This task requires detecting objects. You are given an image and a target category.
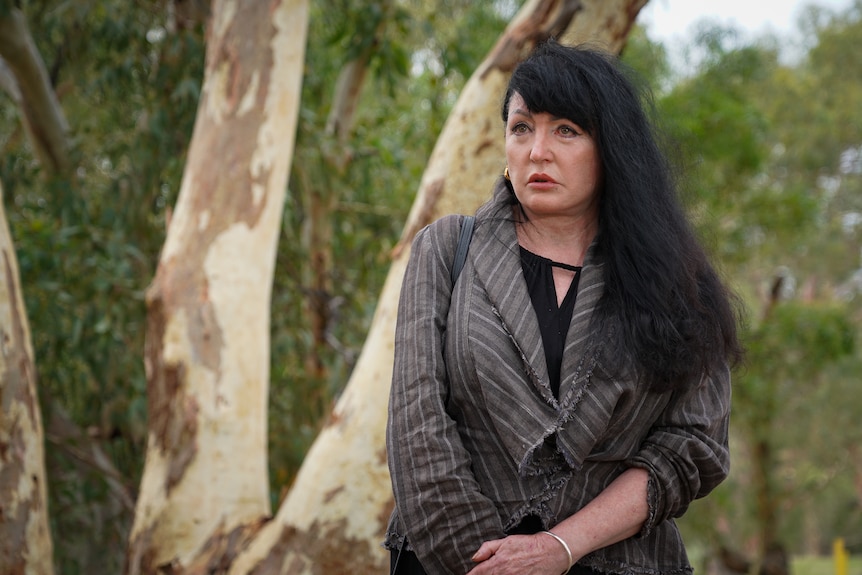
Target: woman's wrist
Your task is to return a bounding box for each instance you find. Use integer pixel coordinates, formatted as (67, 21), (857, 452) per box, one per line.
(540, 530), (574, 574)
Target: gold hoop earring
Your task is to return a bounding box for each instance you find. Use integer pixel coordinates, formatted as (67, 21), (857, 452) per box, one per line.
(504, 166), (510, 180)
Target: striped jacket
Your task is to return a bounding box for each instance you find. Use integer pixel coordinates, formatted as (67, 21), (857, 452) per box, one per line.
(386, 181), (731, 575)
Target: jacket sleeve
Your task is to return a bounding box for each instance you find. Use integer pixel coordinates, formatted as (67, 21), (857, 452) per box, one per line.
(387, 217), (505, 575)
(626, 364), (732, 535)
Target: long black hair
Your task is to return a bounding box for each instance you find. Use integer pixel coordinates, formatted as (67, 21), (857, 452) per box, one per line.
(502, 40), (743, 392)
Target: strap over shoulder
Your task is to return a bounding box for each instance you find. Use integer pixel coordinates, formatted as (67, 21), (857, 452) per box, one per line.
(451, 215), (475, 286)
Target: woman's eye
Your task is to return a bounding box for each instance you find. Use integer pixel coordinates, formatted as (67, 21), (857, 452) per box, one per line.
(511, 123), (529, 134)
(559, 125), (577, 136)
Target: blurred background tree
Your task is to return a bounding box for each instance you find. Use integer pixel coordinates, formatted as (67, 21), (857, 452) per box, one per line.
(0, 0), (860, 572)
(623, 2), (862, 572)
(269, 0), (512, 487)
(2, 0), (206, 570)
(1, 0), (511, 571)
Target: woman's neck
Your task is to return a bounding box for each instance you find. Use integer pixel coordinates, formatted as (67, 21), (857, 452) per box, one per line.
(514, 206), (597, 267)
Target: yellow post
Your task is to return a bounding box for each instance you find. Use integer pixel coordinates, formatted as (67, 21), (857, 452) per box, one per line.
(833, 538), (848, 575)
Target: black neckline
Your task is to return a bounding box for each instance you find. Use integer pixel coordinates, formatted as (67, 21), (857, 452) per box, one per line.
(519, 246), (583, 273)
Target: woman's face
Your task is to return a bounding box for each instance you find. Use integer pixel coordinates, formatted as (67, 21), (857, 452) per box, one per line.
(504, 92), (601, 222)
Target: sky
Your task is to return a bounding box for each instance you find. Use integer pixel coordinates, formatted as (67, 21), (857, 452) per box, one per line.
(638, 0), (854, 66)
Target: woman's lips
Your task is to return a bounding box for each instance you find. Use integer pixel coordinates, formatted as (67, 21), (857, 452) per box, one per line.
(528, 173), (558, 188)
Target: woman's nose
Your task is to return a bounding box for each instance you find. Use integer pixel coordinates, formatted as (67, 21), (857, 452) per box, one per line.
(529, 132), (552, 162)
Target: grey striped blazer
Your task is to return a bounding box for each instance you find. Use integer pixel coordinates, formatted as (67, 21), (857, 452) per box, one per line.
(386, 181), (731, 575)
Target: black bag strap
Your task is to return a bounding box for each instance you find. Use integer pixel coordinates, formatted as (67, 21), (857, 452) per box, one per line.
(390, 217), (473, 575)
(451, 215), (475, 286)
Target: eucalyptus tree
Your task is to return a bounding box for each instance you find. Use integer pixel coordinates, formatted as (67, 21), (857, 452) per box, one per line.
(271, 0), (650, 571)
(1, 0), (206, 571)
(731, 2), (862, 560)
(268, 0), (529, 490)
(2, 0), (651, 572)
(0, 176), (54, 573)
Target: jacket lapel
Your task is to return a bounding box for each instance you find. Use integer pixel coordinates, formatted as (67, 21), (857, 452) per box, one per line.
(465, 183), (611, 474)
(469, 212), (552, 400)
(558, 242), (605, 405)
(469, 207), (607, 407)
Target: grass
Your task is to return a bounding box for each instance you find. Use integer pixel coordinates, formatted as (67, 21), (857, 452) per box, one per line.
(793, 554), (862, 575)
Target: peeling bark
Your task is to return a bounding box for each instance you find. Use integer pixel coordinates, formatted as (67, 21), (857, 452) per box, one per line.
(396, 0), (648, 251)
(0, 182), (54, 574)
(480, 0), (583, 78)
(125, 0), (644, 571)
(126, 0), (309, 571)
(243, 520), (386, 574)
(180, 518), (268, 575)
(241, 1), (648, 572)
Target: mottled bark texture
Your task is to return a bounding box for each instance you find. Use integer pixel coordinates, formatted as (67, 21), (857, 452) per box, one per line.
(126, 0), (645, 572)
(126, 0), (308, 572)
(0, 181), (55, 574)
(234, 1), (648, 573)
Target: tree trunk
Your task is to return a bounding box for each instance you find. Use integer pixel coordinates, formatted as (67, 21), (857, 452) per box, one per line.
(300, 1), (390, 379)
(752, 438), (778, 556)
(230, 1), (647, 572)
(0, 6), (81, 573)
(301, 184), (337, 379)
(751, 275), (787, 575)
(125, 0), (309, 571)
(0, 181), (55, 574)
(125, 0), (645, 571)
(0, 6), (70, 174)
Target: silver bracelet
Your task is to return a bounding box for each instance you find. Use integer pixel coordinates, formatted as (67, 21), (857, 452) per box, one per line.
(540, 530), (574, 574)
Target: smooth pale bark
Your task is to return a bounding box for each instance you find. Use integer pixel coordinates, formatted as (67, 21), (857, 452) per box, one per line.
(125, 0), (308, 572)
(0, 8), (76, 573)
(231, 0), (648, 572)
(0, 181), (55, 574)
(0, 7), (70, 174)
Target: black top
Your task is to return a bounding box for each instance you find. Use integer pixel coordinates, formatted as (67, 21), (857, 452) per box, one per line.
(519, 246), (581, 398)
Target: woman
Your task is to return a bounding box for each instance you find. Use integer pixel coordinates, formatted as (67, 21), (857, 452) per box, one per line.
(385, 41), (743, 575)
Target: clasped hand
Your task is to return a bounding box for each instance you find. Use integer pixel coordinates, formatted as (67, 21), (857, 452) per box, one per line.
(467, 533), (571, 575)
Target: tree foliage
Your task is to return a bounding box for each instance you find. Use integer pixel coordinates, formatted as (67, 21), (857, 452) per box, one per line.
(2, 0), (507, 571)
(2, 2), (204, 571)
(1, 0), (860, 571)
(264, 0), (514, 495)
(624, 0), (862, 561)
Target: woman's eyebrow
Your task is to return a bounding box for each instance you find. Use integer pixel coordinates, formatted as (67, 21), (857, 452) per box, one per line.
(510, 108), (569, 123)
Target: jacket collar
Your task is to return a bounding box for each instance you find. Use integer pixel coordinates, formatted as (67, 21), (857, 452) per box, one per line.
(472, 180), (606, 407)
